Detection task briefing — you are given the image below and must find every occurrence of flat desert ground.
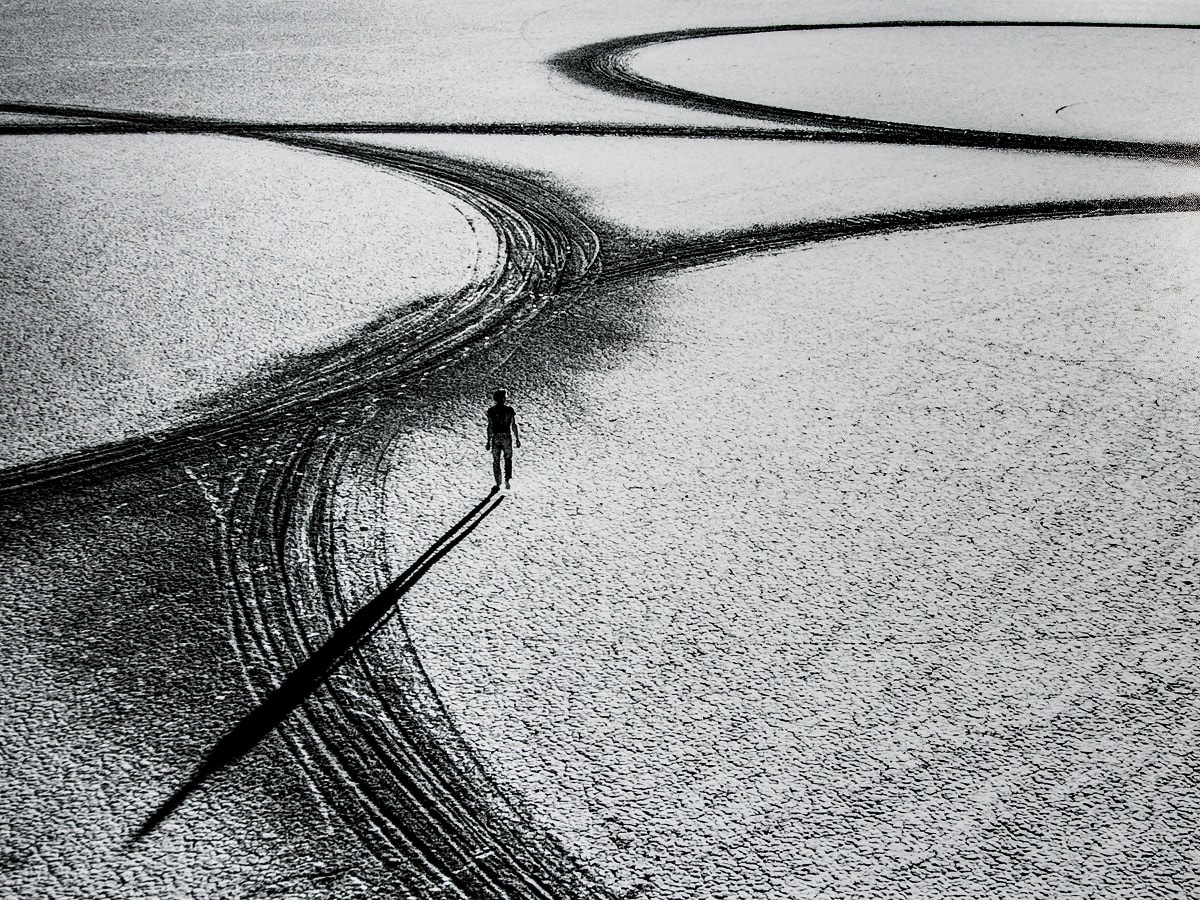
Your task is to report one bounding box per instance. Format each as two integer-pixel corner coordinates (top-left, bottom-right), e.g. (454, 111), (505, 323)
(1, 2), (1198, 899)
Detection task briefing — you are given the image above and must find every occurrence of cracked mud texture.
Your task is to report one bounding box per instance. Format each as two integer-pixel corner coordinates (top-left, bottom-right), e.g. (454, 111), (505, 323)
(0, 133), (487, 469)
(4, 0), (1200, 897)
(387, 214), (1200, 899)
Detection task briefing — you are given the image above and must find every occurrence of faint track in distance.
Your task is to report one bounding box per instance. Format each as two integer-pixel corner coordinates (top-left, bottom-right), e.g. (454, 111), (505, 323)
(550, 20), (1200, 160)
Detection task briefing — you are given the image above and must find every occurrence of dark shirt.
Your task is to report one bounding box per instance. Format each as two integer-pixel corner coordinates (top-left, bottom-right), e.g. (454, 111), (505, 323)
(487, 404), (515, 435)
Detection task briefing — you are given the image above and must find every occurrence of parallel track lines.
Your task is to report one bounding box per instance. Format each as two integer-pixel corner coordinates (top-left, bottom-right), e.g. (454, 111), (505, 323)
(334, 433), (594, 898)
(17, 24), (1200, 895)
(194, 135), (608, 897)
(551, 21), (1200, 160)
(224, 436), (447, 877)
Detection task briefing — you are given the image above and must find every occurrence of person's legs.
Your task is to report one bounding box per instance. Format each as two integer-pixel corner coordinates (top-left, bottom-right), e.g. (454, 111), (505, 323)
(492, 448), (502, 486)
(504, 448), (513, 484)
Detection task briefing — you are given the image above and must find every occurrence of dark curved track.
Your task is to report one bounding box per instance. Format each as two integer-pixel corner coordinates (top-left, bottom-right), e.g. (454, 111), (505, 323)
(200, 139), (1200, 900)
(194, 422), (615, 899)
(551, 21), (1200, 160)
(8, 19), (1200, 900)
(5, 80), (1199, 497)
(604, 195), (1200, 283)
(0, 131), (599, 497)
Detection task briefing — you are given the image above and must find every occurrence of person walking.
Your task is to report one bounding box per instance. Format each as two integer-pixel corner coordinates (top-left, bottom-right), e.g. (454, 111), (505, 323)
(486, 389), (520, 490)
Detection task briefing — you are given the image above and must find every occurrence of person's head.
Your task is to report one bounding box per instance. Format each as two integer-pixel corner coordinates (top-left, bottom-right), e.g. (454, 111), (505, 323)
(493, 389), (507, 405)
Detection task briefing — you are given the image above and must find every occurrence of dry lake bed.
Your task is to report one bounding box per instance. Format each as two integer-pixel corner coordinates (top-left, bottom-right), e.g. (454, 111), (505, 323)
(2, 2), (1198, 898)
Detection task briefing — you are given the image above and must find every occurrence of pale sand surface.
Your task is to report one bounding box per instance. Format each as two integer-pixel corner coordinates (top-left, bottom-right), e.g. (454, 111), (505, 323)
(363, 133), (1200, 234)
(2, 1), (1199, 124)
(0, 473), (389, 899)
(0, 133), (490, 468)
(3, 0), (1200, 896)
(629, 24), (1200, 143)
(383, 214), (1200, 898)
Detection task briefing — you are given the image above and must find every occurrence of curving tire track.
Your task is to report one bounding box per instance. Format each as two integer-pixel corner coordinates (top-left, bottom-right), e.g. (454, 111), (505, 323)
(0, 131), (599, 497)
(220, 192), (1200, 899)
(10, 21), (1200, 897)
(211, 404), (613, 898)
(186, 135), (612, 897)
(550, 21), (1200, 160)
(602, 194), (1200, 283)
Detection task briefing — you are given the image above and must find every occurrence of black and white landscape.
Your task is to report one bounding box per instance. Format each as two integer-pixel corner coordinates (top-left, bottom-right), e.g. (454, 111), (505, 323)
(2, 2), (1198, 898)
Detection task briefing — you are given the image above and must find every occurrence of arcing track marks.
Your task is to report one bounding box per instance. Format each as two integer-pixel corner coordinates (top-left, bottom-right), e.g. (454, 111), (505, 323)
(6, 18), (1200, 900)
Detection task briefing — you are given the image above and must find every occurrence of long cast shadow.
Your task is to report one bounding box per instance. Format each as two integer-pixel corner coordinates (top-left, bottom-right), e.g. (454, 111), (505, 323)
(136, 488), (503, 838)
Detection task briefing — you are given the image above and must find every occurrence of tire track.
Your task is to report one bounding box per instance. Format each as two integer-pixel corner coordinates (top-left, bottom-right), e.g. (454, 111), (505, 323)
(11, 30), (1200, 896)
(223, 187), (1200, 900)
(600, 194), (1200, 283)
(173, 136), (613, 895)
(550, 21), (1200, 160)
(0, 133), (599, 497)
(4, 65), (1197, 495)
(219, 435), (450, 883)
(210, 422), (610, 899)
(338, 406), (607, 897)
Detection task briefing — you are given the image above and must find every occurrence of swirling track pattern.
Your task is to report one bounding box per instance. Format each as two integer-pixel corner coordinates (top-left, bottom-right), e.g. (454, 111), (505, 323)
(550, 21), (1200, 159)
(0, 130), (599, 496)
(8, 18), (1200, 900)
(221, 26), (1200, 898)
(190, 138), (610, 897)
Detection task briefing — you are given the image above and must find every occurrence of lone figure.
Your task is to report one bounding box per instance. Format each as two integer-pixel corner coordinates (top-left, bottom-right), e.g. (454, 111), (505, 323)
(486, 389), (520, 490)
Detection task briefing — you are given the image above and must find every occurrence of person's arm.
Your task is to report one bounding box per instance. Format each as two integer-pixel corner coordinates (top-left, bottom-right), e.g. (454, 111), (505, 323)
(486, 413), (493, 449)
(512, 413), (520, 448)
